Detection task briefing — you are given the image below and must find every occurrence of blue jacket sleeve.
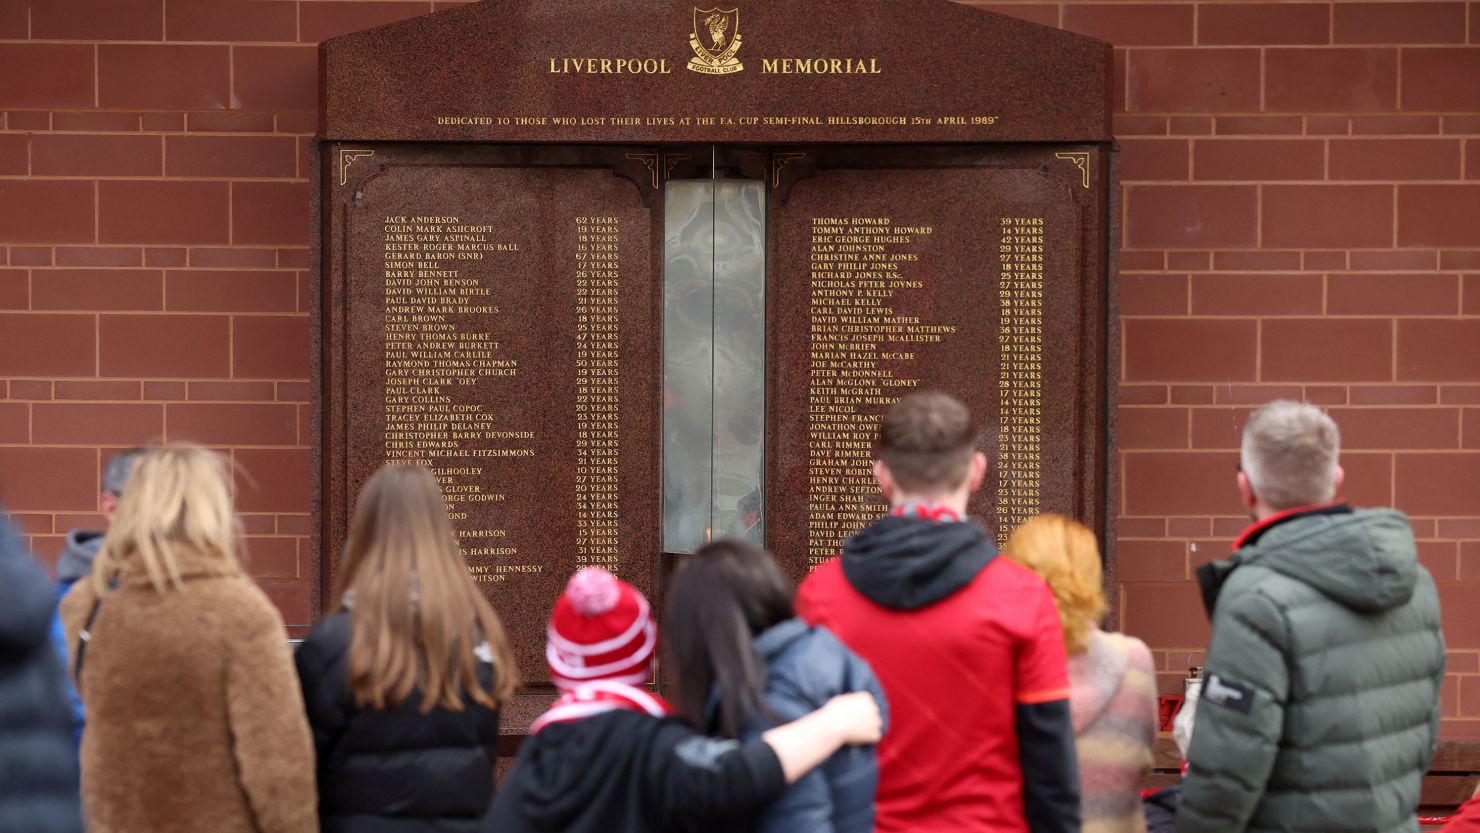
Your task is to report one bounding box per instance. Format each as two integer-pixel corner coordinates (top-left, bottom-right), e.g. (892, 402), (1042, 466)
(49, 602), (85, 746)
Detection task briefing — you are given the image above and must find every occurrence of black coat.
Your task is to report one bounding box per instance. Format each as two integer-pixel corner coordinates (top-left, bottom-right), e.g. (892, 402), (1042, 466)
(486, 709), (787, 833)
(294, 611), (502, 833)
(0, 511), (83, 833)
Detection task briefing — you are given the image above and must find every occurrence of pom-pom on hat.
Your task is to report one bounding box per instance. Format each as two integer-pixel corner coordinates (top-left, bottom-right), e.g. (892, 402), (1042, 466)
(546, 567), (656, 691)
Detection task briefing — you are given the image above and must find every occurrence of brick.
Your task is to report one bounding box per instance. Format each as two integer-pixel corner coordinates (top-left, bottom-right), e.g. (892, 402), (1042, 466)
(234, 46), (318, 111)
(1397, 454), (1480, 515)
(1123, 584), (1210, 647)
(189, 248), (277, 268)
(165, 136), (298, 179)
(1118, 517), (1167, 538)
(234, 448), (310, 513)
(99, 45), (231, 110)
(1443, 584), (1480, 648)
(0, 45), (95, 109)
(0, 314), (94, 376)
(0, 401), (26, 442)
(1438, 518), (1480, 538)
(1171, 386), (1214, 405)
(1403, 48), (1480, 111)
(1469, 140), (1480, 179)
(1465, 409), (1480, 449)
(232, 182), (309, 246)
(1304, 251), (1347, 270)
(142, 381), (185, 399)
(1262, 319), (1394, 382)
(32, 403), (162, 445)
(0, 181), (95, 244)
(1469, 275), (1480, 316)
(1334, 3), (1466, 44)
(1060, 4), (1193, 46)
(167, 0), (298, 42)
(1169, 116), (1214, 135)
(145, 248), (187, 268)
(0, 268), (26, 309)
(1120, 251), (1166, 271)
(1447, 651), (1480, 673)
(1213, 384), (1304, 404)
(1213, 116), (1304, 136)
(1212, 251), (1303, 271)
(1167, 251), (1211, 270)
(276, 112), (318, 134)
(1399, 186), (1480, 247)
(1117, 406), (1188, 449)
(1266, 49), (1399, 113)
(1407, 517), (1437, 538)
(1198, 3), (1330, 45)
(975, 4), (1060, 27)
(32, 269), (163, 312)
(10, 380), (52, 400)
(1262, 185), (1394, 249)
(299, 2), (432, 43)
(54, 380), (141, 401)
(166, 403), (297, 445)
(1348, 385), (1439, 405)
(1125, 319), (1258, 382)
(239, 515), (276, 535)
(1193, 139), (1324, 181)
(1120, 273), (1188, 315)
(0, 0), (23, 38)
(1117, 539), (1188, 582)
(233, 316), (309, 379)
(165, 270), (297, 312)
(0, 448), (97, 510)
(1127, 49), (1261, 113)
(1126, 185), (1258, 249)
(6, 112), (49, 130)
(99, 181), (230, 245)
(10, 248), (52, 267)
(276, 381), (311, 402)
(1445, 386), (1480, 404)
(1351, 114), (1441, 135)
(1398, 320), (1480, 381)
(1120, 385), (1168, 405)
(49, 112), (142, 133)
(186, 111), (276, 133)
(55, 248), (142, 268)
(1350, 250), (1437, 270)
(1114, 115), (1168, 136)
(1328, 274), (1459, 315)
(34, 0), (162, 39)
(259, 580), (313, 626)
(1306, 115), (1351, 135)
(277, 250), (310, 269)
(1190, 273), (1323, 315)
(0, 133), (24, 175)
(275, 514), (312, 535)
(99, 314), (230, 378)
(1305, 385), (1348, 405)
(1329, 138), (1461, 181)
(1445, 115), (1480, 133)
(1118, 138), (1188, 181)
(1167, 517), (1211, 537)
(1329, 407), (1460, 450)
(1341, 451), (1394, 507)
(141, 112), (184, 131)
(188, 381), (275, 401)
(1190, 407), (1251, 449)
(242, 537), (299, 580)
(31, 135), (162, 178)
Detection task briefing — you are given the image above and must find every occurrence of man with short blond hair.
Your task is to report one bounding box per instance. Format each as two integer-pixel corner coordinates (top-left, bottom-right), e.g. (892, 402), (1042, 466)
(1178, 400), (1445, 833)
(798, 390), (1079, 833)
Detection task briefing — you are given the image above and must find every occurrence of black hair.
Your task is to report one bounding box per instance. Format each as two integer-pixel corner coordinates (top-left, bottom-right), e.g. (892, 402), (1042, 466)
(663, 538), (795, 739)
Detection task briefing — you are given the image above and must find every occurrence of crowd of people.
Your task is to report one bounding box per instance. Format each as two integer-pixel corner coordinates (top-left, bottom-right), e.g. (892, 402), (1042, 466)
(0, 391), (1471, 833)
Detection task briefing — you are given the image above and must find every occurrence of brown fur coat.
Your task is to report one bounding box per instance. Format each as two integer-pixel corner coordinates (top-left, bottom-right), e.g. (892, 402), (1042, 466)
(60, 548), (316, 833)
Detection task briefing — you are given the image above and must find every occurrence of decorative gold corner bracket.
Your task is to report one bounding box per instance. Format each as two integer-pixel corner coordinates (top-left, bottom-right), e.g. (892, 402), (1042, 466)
(625, 152), (693, 190)
(1054, 152), (1091, 189)
(338, 149), (375, 186)
(625, 152), (662, 189)
(771, 152), (806, 189)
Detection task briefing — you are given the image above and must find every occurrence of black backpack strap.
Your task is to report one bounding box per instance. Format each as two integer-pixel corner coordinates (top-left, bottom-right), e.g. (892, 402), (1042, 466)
(73, 578), (117, 693)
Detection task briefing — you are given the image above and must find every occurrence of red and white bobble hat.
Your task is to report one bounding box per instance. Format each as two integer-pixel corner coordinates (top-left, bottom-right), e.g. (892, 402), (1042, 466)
(546, 567), (657, 691)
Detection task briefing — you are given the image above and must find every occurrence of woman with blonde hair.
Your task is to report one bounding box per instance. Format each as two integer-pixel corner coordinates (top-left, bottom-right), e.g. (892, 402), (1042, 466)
(295, 463), (519, 833)
(1005, 514), (1158, 833)
(60, 444), (316, 833)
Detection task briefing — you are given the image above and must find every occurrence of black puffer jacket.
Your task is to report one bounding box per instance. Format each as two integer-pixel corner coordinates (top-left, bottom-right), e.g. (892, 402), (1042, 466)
(294, 611), (502, 833)
(0, 511), (83, 833)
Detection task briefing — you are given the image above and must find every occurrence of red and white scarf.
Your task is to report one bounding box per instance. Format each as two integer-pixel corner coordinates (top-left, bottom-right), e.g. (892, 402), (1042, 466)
(528, 680), (674, 735)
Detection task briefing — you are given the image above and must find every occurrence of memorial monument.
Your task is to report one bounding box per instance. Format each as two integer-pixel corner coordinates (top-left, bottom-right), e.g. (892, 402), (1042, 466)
(314, 0), (1115, 728)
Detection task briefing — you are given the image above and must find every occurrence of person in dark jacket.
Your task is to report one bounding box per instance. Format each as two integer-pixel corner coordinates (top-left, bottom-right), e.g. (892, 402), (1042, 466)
(486, 566), (883, 833)
(49, 446), (142, 745)
(797, 390), (1080, 833)
(296, 464), (521, 833)
(0, 509), (83, 833)
(665, 538), (887, 833)
(1177, 400), (1446, 833)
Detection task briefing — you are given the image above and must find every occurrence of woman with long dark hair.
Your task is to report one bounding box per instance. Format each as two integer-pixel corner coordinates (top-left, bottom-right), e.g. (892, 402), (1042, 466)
(295, 463), (520, 833)
(664, 539), (887, 833)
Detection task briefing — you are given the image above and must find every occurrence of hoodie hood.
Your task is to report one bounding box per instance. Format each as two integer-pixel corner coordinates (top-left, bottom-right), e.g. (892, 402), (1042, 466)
(841, 515), (996, 610)
(55, 530), (104, 584)
(512, 710), (646, 830)
(1240, 507), (1419, 613)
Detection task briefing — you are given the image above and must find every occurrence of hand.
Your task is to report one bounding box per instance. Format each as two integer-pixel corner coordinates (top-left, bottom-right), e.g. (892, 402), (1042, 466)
(821, 691), (883, 745)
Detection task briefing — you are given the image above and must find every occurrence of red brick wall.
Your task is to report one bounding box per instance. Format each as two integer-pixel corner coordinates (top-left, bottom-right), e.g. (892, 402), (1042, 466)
(0, 0), (1477, 730)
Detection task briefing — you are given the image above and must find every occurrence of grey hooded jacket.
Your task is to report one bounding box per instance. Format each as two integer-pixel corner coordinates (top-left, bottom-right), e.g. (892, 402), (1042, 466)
(1176, 506), (1445, 833)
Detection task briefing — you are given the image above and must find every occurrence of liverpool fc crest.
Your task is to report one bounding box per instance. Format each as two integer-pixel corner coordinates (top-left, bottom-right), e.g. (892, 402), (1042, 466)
(687, 8), (743, 75)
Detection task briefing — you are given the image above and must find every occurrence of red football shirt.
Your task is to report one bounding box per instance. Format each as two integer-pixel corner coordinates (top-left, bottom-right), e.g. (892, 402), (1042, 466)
(798, 555), (1069, 833)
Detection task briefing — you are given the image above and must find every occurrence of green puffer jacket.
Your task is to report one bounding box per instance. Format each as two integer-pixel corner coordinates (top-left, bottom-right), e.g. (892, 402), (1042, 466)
(1176, 506), (1445, 833)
